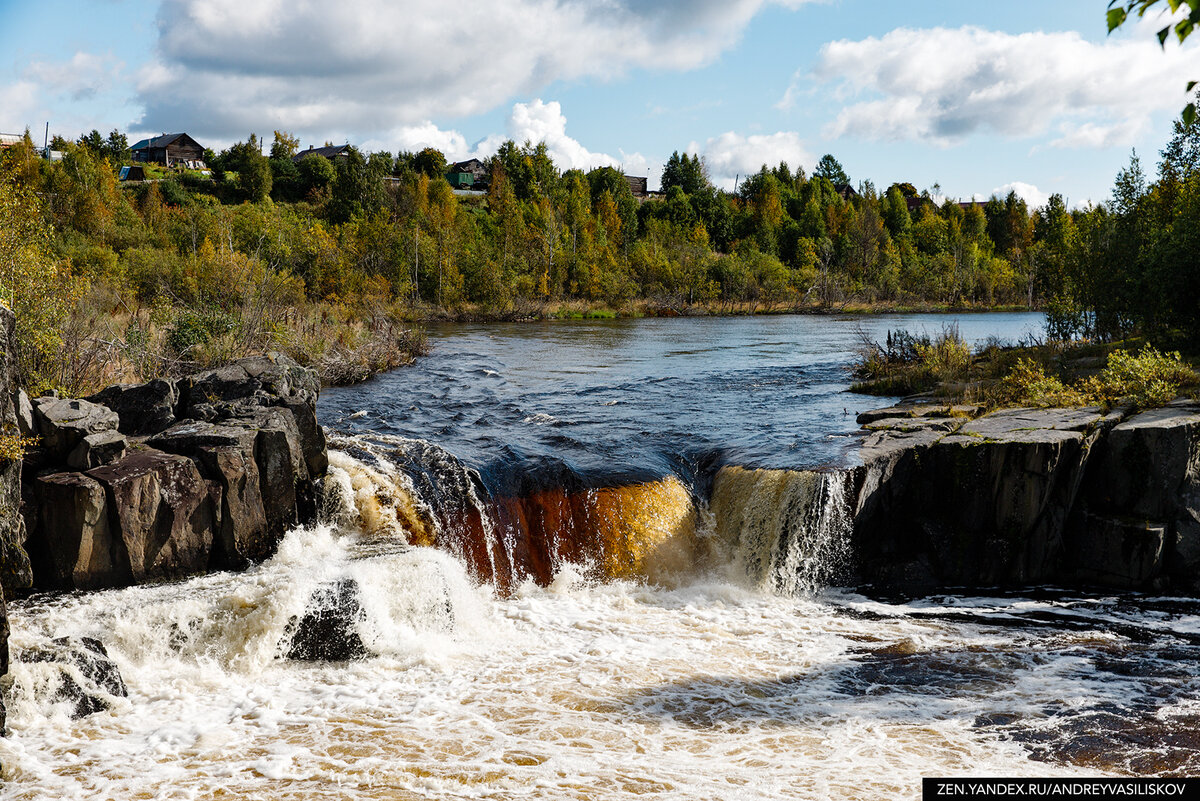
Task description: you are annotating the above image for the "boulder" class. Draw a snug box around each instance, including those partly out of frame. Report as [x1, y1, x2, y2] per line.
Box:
[87, 379, 178, 436]
[178, 353, 319, 420]
[32, 398, 119, 458]
[256, 424, 302, 539]
[87, 450, 217, 583]
[18, 636, 128, 718]
[283, 578, 368, 661]
[282, 397, 328, 478]
[146, 420, 257, 456]
[66, 430, 128, 470]
[33, 472, 129, 589]
[14, 389, 35, 438]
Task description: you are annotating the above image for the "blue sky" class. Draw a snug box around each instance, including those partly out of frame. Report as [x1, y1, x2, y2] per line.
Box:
[2, 0, 1198, 206]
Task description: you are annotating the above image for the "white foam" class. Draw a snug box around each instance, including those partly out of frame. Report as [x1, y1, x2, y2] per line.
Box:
[5, 452, 1197, 798]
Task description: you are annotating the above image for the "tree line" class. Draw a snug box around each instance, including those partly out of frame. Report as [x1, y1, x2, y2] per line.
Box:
[1, 112, 1196, 396]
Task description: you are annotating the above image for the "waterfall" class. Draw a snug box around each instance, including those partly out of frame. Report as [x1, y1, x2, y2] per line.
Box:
[322, 437, 700, 591]
[322, 438, 854, 597]
[709, 465, 853, 596]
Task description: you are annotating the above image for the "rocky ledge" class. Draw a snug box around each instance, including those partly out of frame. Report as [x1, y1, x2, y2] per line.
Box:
[851, 400, 1200, 594]
[18, 353, 328, 591]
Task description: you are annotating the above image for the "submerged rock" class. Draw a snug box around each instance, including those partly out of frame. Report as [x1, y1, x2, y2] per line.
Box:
[283, 578, 368, 662]
[17, 636, 128, 719]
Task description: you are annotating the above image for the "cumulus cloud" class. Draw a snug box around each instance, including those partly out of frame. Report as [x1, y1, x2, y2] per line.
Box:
[799, 24, 1200, 147]
[990, 181, 1050, 208]
[137, 0, 815, 141]
[365, 100, 648, 179]
[689, 131, 812, 189]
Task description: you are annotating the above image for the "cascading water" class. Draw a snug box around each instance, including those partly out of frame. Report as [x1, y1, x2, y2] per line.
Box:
[7, 315, 1200, 799]
[320, 436, 850, 597]
[710, 465, 854, 596]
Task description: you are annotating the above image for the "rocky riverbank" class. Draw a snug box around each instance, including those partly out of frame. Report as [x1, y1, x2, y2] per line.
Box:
[0, 346, 329, 730]
[851, 400, 1200, 594]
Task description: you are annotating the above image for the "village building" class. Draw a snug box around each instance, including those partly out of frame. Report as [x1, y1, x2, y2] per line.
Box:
[129, 133, 206, 167]
[624, 175, 649, 200]
[447, 158, 489, 189]
[833, 183, 859, 202]
[292, 144, 353, 163]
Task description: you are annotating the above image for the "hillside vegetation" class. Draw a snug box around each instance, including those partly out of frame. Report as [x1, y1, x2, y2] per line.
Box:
[1, 114, 1197, 395]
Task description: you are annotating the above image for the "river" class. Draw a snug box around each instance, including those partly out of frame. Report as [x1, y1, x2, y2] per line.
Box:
[5, 312, 1200, 800]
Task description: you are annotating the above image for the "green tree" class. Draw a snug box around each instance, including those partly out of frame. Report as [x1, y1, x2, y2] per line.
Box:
[661, 151, 708, 195]
[412, 147, 447, 179]
[814, 154, 850, 185]
[298, 154, 336, 199]
[270, 130, 300, 160]
[223, 135, 272, 202]
[104, 130, 129, 164]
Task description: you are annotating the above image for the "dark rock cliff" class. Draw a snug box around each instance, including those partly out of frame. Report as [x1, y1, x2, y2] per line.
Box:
[0, 306, 32, 732]
[851, 401, 1200, 594]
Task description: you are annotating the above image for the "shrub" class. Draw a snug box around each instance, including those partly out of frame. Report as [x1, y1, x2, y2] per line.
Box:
[998, 358, 1083, 407]
[1083, 346, 1198, 410]
[165, 308, 235, 357]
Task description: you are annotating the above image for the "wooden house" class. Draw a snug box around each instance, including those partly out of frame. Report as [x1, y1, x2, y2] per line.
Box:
[129, 133, 205, 167]
[624, 175, 649, 199]
[292, 144, 353, 163]
[833, 183, 859, 202]
[448, 158, 488, 189]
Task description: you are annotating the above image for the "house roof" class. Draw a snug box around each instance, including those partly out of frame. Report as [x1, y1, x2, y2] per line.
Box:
[293, 144, 352, 162]
[130, 133, 197, 151]
[451, 158, 485, 171]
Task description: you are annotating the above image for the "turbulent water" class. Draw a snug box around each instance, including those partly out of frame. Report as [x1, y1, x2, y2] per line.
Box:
[6, 313, 1200, 800]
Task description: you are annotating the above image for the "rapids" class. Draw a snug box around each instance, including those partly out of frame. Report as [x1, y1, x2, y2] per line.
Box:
[5, 313, 1200, 800]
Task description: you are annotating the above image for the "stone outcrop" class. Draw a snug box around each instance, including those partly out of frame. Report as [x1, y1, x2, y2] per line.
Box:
[851, 400, 1200, 593]
[0, 307, 30, 733]
[20, 353, 328, 591]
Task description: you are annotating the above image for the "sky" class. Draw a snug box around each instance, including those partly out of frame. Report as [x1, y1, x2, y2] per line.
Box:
[2, 0, 1199, 206]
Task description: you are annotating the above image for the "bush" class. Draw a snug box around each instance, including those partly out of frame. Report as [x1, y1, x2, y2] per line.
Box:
[1083, 346, 1198, 410]
[165, 308, 235, 357]
[998, 358, 1083, 407]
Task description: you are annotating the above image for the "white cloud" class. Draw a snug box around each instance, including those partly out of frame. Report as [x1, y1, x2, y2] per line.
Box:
[137, 0, 817, 142]
[689, 130, 812, 189]
[363, 100, 647, 177]
[991, 182, 1050, 208]
[0, 82, 38, 130]
[800, 25, 1200, 148]
[29, 52, 123, 101]
[1049, 119, 1149, 150]
[1, 52, 134, 142]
